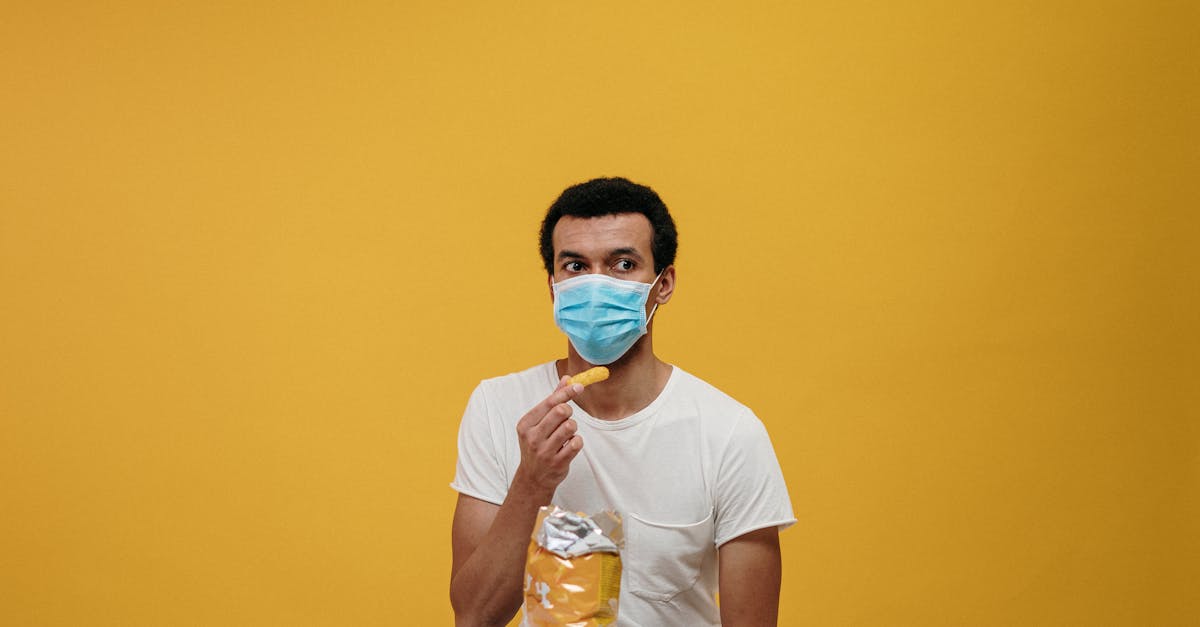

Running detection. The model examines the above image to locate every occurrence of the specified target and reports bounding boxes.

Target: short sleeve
[450,383,508,505]
[713,410,796,546]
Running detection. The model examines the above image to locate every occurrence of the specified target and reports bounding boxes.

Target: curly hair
[538,177,678,275]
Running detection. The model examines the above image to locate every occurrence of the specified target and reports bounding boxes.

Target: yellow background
[2,2,1196,625]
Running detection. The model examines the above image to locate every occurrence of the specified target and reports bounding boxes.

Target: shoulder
[468,361,557,420]
[666,367,760,435]
[669,367,754,418]
[477,360,555,393]
[667,368,786,465]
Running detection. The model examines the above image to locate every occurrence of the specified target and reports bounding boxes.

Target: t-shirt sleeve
[450,383,508,505]
[713,409,797,546]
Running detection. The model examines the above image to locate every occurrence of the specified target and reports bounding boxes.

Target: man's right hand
[514,375,585,494]
[450,376,586,626]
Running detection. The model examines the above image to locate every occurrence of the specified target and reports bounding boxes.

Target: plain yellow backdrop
[2,2,1196,625]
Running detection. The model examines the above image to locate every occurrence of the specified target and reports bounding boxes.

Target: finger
[518,377,583,430]
[543,379,583,410]
[551,418,578,449]
[517,376,568,431]
[530,403,572,444]
[554,434,583,463]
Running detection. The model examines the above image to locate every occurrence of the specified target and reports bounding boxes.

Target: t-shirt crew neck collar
[543,361,677,430]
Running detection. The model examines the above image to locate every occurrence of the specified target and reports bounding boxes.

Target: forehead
[552,213,653,255]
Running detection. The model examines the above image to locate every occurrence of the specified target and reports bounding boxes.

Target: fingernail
[571,383,584,395]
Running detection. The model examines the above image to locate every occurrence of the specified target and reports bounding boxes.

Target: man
[450,177,794,626]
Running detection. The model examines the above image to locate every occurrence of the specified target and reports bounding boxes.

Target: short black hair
[539,177,678,275]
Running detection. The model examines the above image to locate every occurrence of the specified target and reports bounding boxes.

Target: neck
[558,334,671,421]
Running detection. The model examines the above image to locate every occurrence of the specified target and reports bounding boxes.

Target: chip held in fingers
[570,366,610,387]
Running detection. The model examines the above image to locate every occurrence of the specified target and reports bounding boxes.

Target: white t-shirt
[452,361,796,627]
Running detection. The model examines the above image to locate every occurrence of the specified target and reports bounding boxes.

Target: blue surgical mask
[552,272,663,365]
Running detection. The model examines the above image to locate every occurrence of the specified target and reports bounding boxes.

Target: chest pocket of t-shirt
[623,507,715,602]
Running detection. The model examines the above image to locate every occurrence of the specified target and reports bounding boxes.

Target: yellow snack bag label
[523,507,622,626]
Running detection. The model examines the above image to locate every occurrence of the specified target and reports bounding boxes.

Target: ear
[547,273,555,301]
[654,265,676,305]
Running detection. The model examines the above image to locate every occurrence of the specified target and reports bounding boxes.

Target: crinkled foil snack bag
[523,506,623,626]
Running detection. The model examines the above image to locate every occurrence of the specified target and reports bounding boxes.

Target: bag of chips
[523,506,623,626]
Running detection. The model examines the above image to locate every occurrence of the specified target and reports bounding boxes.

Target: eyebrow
[608,247,644,260]
[556,247,646,261]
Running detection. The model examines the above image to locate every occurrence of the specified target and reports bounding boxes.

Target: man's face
[550,213,658,285]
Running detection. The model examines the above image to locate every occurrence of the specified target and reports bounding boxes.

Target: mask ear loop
[645,270,665,325]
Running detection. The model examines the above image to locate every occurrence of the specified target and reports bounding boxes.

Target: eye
[614,259,635,272]
[563,261,585,273]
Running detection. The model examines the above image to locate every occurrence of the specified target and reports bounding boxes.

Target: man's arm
[718,526,782,627]
[449,488,543,626]
[449,377,583,627]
